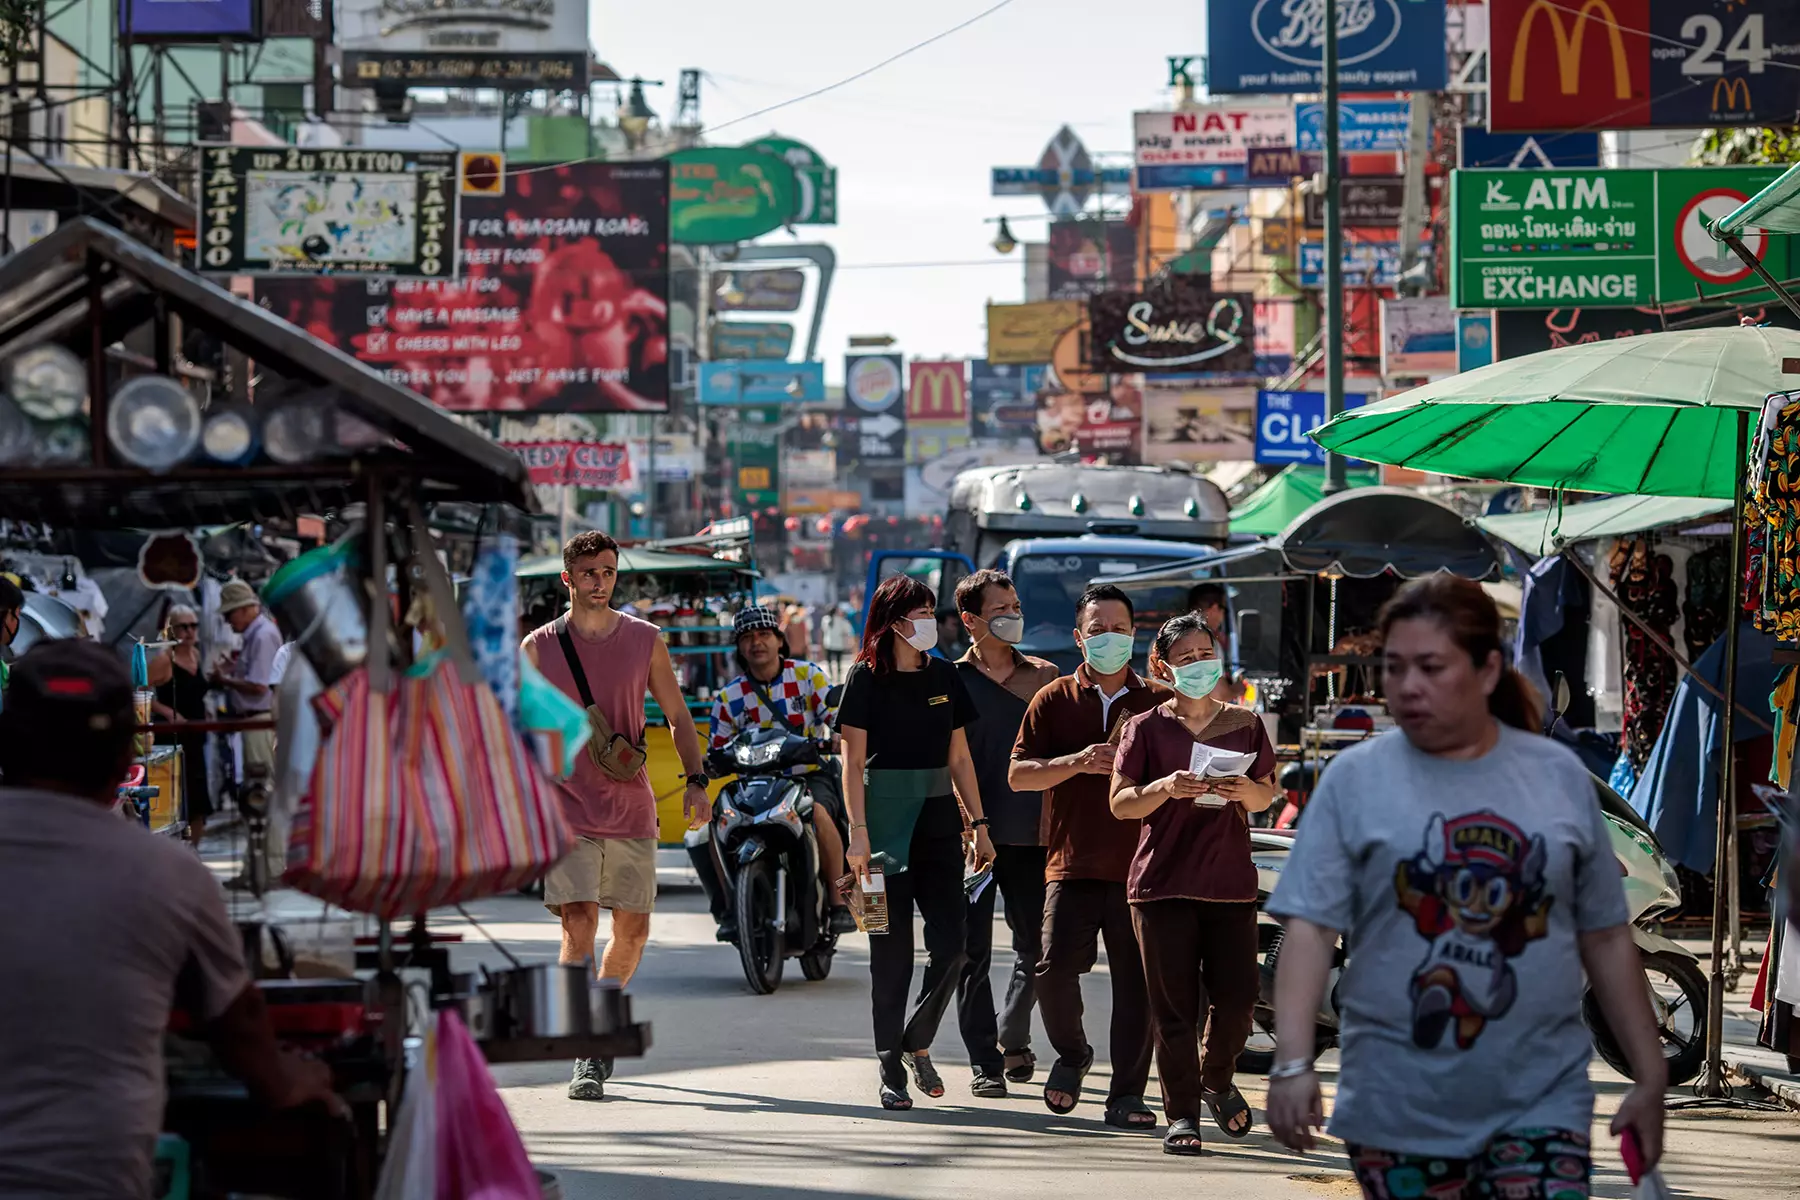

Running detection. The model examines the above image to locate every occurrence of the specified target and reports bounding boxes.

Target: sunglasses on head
[171,622,198,631]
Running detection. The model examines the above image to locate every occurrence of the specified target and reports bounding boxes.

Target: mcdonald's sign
[907,361,968,422]
[1712,76,1752,114]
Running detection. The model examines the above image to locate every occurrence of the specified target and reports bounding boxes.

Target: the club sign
[1089,278,1256,373]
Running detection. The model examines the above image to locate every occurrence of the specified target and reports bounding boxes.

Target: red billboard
[257,161,670,413]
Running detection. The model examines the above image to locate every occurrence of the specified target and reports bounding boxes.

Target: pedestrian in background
[783,602,811,660]
[1266,575,1666,1196]
[212,580,282,887]
[821,604,856,679]
[1111,612,1278,1156]
[841,573,996,1111]
[149,605,212,849]
[1010,584,1161,1129]
[951,569,1059,1098]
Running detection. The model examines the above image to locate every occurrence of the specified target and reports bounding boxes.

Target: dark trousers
[869,829,968,1081]
[1132,898,1260,1124]
[1035,878,1153,1103]
[956,843,1047,1072]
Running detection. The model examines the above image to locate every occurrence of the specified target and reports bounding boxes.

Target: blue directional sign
[1255,390,1370,466]
[1209,0,1447,94]
[1457,127,1601,170]
[1298,240,1427,288]
[1295,101,1411,153]
[698,360,824,406]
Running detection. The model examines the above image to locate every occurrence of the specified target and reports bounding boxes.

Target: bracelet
[970,817,991,830]
[852,822,868,831]
[1269,1058,1315,1080]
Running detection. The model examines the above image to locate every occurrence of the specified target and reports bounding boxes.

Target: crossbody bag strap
[555,616,599,712]
[750,669,795,727]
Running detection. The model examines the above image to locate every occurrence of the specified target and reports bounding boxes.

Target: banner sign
[1209,0,1448,94]
[1048,220,1137,300]
[1381,296,1458,377]
[502,441,633,490]
[670,148,797,245]
[1133,105,1295,192]
[338,0,587,89]
[1493,304,1800,359]
[1449,166,1793,309]
[122,0,260,39]
[1255,390,1371,466]
[731,406,782,511]
[1144,385,1257,464]
[1037,387,1144,461]
[1457,311,1495,372]
[698,360,824,406]
[1304,178,1407,228]
[1489,0,1800,132]
[1458,127,1601,170]
[969,360,1042,440]
[1245,145,1324,186]
[907,360,969,423]
[844,354,905,462]
[1088,276,1256,374]
[747,135,838,225]
[713,268,805,312]
[710,322,795,361]
[255,161,669,413]
[197,146,457,277]
[1298,238,1416,288]
[986,300,1082,364]
[1295,100,1410,153]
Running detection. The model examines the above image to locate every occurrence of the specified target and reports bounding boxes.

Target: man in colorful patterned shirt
[699,606,853,938]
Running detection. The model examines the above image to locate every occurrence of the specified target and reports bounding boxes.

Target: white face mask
[900,616,938,652]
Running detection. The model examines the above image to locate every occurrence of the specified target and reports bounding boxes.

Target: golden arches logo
[1507,0,1631,103]
[1712,76,1751,111]
[908,363,966,419]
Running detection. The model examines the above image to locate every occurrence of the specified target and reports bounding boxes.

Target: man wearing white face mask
[950,570,1059,1097]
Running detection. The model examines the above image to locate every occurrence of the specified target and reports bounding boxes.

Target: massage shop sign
[1448,165,1794,309]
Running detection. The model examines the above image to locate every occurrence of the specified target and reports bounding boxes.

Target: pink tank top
[524,612,660,840]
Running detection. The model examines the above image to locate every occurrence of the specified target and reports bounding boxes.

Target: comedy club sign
[1088,277,1256,374]
[1448,165,1793,309]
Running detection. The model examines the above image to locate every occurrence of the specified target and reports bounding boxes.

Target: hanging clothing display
[1683,542,1731,664]
[1611,537,1682,772]
[1587,544,1624,735]
[1773,666,1799,791]
[1750,396,1800,641]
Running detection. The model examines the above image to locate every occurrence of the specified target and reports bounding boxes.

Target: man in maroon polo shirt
[1009,583,1164,1129]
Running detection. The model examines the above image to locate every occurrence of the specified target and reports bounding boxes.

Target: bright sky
[592,0,1202,379]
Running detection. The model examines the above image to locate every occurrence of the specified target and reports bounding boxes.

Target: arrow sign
[859,413,903,438]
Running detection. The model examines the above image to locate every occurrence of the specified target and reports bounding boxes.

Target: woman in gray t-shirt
[1266,575,1668,1198]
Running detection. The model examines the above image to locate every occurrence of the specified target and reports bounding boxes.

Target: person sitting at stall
[703,605,853,940]
[0,638,341,1198]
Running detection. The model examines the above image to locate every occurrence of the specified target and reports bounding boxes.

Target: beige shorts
[544,836,657,915]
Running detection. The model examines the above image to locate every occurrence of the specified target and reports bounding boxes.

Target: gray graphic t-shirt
[1267,724,1630,1157]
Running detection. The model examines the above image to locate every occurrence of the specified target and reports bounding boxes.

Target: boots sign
[1087,276,1256,374]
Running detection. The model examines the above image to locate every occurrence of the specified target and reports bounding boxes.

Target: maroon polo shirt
[1012,665,1168,884]
[1113,702,1276,904]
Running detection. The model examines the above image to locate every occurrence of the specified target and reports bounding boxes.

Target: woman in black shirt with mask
[842,573,996,1110]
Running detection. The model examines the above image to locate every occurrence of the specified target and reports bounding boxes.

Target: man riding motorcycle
[697,606,855,939]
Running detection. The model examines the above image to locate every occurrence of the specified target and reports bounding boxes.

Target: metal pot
[490,964,591,1038]
[590,982,630,1035]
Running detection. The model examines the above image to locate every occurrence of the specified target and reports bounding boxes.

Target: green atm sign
[1450,166,1791,309]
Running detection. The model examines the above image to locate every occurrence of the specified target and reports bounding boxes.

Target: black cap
[732,605,784,641]
[0,638,134,735]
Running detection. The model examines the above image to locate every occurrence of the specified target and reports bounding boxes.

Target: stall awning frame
[1477,494,1731,557]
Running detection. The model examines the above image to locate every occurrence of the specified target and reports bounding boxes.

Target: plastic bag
[1621,1129,1673,1200]
[434,1011,538,1200]
[519,653,590,779]
[374,1015,438,1200]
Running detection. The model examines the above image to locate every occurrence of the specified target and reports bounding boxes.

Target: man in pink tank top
[522,531,709,1102]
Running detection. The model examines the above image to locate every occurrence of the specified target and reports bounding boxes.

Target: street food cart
[0,218,649,1196]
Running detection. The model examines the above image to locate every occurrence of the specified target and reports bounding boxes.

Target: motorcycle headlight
[1654,854,1683,915]
[736,741,782,768]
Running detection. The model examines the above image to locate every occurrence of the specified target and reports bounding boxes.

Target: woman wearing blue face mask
[1110,611,1280,1157]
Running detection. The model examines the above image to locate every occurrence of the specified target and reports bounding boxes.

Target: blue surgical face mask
[1080,631,1134,675]
[1169,658,1225,699]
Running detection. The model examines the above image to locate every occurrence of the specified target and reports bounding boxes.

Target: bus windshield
[1011,551,1208,654]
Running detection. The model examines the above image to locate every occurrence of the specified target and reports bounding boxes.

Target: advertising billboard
[1143,385,1257,464]
[1295,100,1410,153]
[1048,220,1137,300]
[907,360,969,424]
[1449,166,1793,309]
[1209,0,1448,94]
[1037,385,1144,462]
[255,161,669,413]
[969,360,1042,441]
[1133,105,1295,192]
[1493,305,1800,359]
[501,441,633,489]
[1255,390,1372,466]
[1088,276,1255,375]
[197,146,457,277]
[669,148,798,245]
[1298,237,1417,288]
[1304,178,1409,228]
[1381,296,1458,377]
[1488,0,1800,132]
[122,0,260,40]
[986,300,1082,365]
[338,0,587,88]
[697,361,824,406]
[844,354,905,462]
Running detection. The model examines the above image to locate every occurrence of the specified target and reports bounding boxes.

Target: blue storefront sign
[1255,390,1371,466]
[1457,312,1494,373]
[698,360,824,406]
[1209,0,1447,94]
[1299,240,1423,289]
[1295,101,1410,153]
[1457,128,1601,171]
[968,360,1041,439]
[121,0,261,39]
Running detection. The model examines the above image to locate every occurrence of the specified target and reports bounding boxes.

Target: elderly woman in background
[150,604,214,848]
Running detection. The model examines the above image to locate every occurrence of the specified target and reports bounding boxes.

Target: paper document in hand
[1189,743,1255,778]
[964,863,995,904]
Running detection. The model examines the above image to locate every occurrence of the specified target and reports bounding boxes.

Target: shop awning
[517,547,754,578]
[1229,464,1381,538]
[1713,161,1800,237]
[1477,494,1730,557]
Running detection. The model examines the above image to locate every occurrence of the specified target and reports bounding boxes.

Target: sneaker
[568,1058,604,1101]
[828,906,858,935]
[970,1068,1009,1099]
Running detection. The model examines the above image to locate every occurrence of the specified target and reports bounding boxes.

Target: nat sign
[1489,0,1800,131]
[1088,276,1256,374]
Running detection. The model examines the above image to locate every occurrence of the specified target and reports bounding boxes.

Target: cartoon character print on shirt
[1394,811,1552,1052]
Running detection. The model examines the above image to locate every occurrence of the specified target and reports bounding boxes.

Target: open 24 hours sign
[1448,166,1793,309]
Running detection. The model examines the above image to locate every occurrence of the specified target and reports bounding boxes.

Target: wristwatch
[685,773,709,790]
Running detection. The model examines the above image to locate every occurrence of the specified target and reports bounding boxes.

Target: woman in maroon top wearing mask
[1111,611,1280,1156]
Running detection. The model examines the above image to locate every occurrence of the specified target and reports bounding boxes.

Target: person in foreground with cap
[702,604,852,940]
[0,639,341,1198]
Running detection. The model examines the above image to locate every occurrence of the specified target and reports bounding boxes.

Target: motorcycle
[702,727,840,996]
[1242,776,1707,1086]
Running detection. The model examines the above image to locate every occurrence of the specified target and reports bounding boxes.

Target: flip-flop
[1203,1084,1253,1139]
[1042,1047,1094,1115]
[1163,1117,1205,1156]
[904,1051,945,1098]
[1004,1048,1037,1084]
[1103,1095,1157,1131]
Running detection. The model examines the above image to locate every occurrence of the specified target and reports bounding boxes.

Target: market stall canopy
[1478,494,1732,557]
[517,546,757,578]
[0,218,532,525]
[1312,326,1800,499]
[1229,464,1380,538]
[1713,161,1800,237]
[1279,487,1500,580]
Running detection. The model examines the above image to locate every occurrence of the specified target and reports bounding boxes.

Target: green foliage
[1690,126,1800,167]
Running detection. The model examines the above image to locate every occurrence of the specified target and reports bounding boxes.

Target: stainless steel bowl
[491,964,591,1038]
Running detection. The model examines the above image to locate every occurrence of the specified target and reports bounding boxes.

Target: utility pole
[1321,0,1347,495]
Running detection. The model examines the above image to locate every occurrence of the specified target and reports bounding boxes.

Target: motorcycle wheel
[1584,949,1707,1087]
[734,857,784,996]
[799,947,834,981]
